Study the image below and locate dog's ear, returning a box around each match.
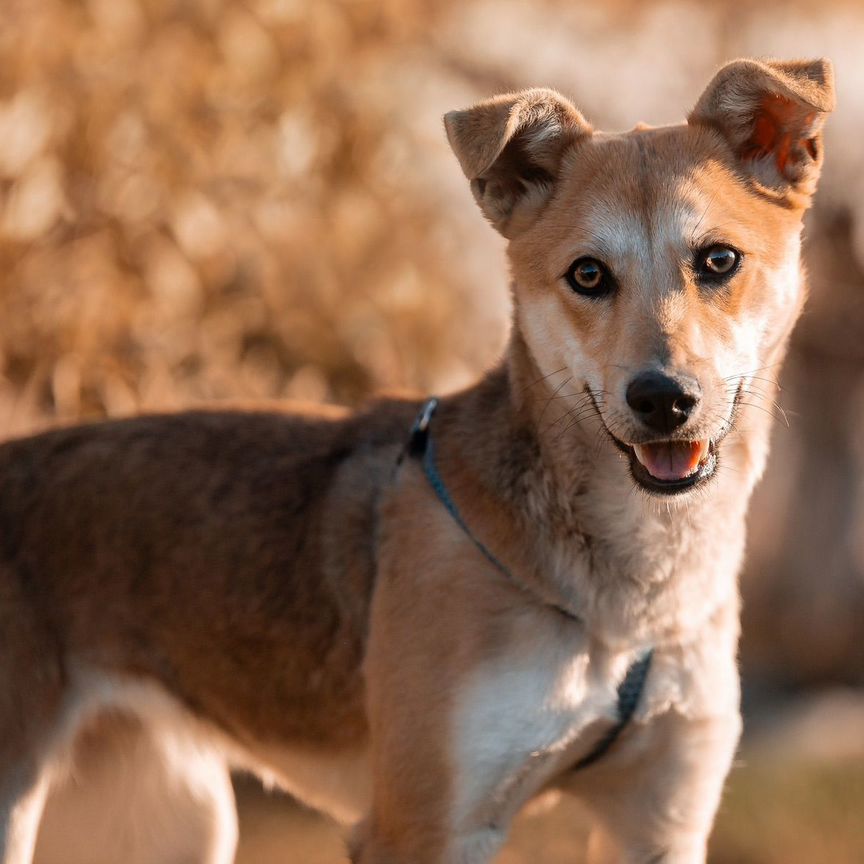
[689,58,835,200]
[444,89,591,237]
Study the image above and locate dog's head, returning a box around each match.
[445,59,834,497]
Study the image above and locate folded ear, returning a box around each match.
[444,89,591,237]
[689,58,835,200]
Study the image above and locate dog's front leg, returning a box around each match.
[358,482,588,864]
[356,584,598,864]
[355,564,521,864]
[570,708,741,864]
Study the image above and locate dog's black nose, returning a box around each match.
[626,371,701,433]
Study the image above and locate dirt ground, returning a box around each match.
[234,779,594,864]
[234,756,864,864]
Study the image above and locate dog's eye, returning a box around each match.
[695,245,741,281]
[564,258,612,296]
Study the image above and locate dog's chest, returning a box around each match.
[449,625,629,831]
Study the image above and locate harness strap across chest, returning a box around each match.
[402,397,653,772]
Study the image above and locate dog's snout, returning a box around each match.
[626,371,701,434]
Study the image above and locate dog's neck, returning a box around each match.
[439,329,771,647]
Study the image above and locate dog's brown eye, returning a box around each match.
[696,245,741,281]
[564,257,612,297]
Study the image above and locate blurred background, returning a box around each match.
[2,0,863,861]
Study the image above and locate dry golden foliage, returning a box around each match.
[2,0,864,686]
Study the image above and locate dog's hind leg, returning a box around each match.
[0,571,66,864]
[0,772,50,864]
[35,712,238,864]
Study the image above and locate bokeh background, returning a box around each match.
[3,0,863,861]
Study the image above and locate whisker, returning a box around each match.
[740,375,782,389]
[519,365,568,393]
[547,390,596,402]
[714,462,742,476]
[554,407,604,441]
[735,387,792,427]
[722,362,784,382]
[550,393,604,422]
[736,400,789,426]
[593,427,608,460]
[546,397,597,425]
[543,396,598,434]
[690,192,718,242]
[725,362,784,377]
[553,399,607,440]
[537,375,573,424]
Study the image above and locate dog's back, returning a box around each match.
[0,404,414,790]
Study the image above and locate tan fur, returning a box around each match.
[0,58,833,864]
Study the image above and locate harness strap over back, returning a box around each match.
[403,397,653,772]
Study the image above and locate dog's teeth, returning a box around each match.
[633,444,650,469]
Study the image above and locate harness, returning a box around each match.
[402,397,653,772]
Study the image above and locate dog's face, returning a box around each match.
[446,59,834,496]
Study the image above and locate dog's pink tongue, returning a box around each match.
[633,441,705,481]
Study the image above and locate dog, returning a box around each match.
[0,57,834,864]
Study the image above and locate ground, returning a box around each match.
[234,757,864,864]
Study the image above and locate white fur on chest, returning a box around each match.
[447,593,741,863]
[449,622,629,840]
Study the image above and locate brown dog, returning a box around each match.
[0,57,834,864]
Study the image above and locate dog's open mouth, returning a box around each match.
[583,385,734,496]
[628,438,717,495]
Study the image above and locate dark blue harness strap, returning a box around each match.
[405,397,653,772]
[422,434,565,613]
[571,649,654,772]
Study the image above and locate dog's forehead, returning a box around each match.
[580,127,728,237]
[538,124,761,267]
